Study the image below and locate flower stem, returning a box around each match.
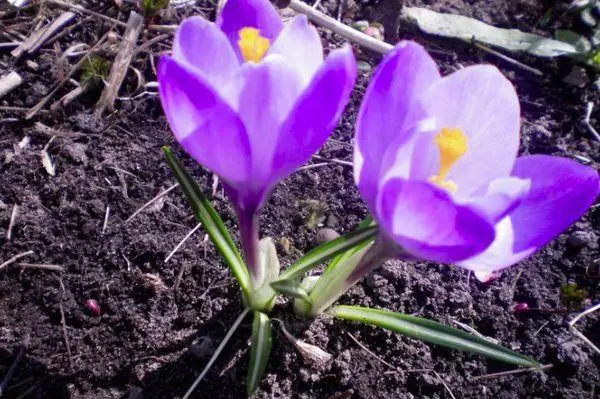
[238,210,262,288]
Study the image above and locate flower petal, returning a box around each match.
[237,55,304,187]
[269,15,323,87]
[376,178,495,264]
[355,41,440,208]
[416,65,520,197]
[467,176,531,223]
[269,45,356,184]
[459,217,535,275]
[510,155,599,252]
[217,0,283,60]
[158,56,251,185]
[172,16,239,103]
[460,155,599,273]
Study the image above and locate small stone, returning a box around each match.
[357,61,372,73]
[567,230,596,249]
[325,214,339,227]
[314,228,340,246]
[189,336,214,358]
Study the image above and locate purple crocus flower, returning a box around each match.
[355,41,599,281]
[158,0,357,287]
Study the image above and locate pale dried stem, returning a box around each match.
[6,204,19,241]
[165,222,203,263]
[584,102,600,142]
[568,302,600,355]
[471,364,553,381]
[19,263,64,271]
[288,0,393,54]
[26,28,113,119]
[12,11,76,58]
[0,72,23,100]
[102,205,110,235]
[59,303,74,371]
[125,183,179,223]
[94,11,144,116]
[182,308,250,399]
[0,250,35,271]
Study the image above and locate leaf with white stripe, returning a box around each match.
[247,311,272,396]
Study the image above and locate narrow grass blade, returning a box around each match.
[163,146,251,295]
[247,311,272,396]
[331,305,540,367]
[279,225,378,281]
[270,279,311,303]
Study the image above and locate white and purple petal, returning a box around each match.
[376,178,496,264]
[460,155,599,274]
[415,65,520,197]
[158,56,251,185]
[269,15,323,87]
[355,41,441,208]
[467,176,531,223]
[237,55,304,189]
[269,45,357,184]
[172,16,240,104]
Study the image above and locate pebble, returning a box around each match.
[567,230,598,250]
[314,228,340,246]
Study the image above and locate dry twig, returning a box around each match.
[19,263,63,272]
[568,302,600,355]
[59,303,74,371]
[583,102,600,142]
[0,72,23,100]
[125,183,179,223]
[0,250,34,271]
[288,0,393,54]
[26,28,114,119]
[12,11,76,59]
[471,364,552,381]
[6,204,19,241]
[102,205,110,235]
[165,222,203,263]
[95,11,144,116]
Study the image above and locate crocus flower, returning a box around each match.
[158,0,357,287]
[354,41,599,281]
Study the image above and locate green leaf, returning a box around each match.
[555,30,592,53]
[331,306,540,368]
[270,279,311,303]
[247,311,272,396]
[278,225,378,281]
[401,6,579,57]
[162,146,251,296]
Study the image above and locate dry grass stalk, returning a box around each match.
[94,11,144,116]
[11,11,76,59]
[0,71,23,100]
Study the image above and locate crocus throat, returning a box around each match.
[428,127,468,193]
[238,27,270,63]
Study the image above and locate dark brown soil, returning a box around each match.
[1,0,599,398]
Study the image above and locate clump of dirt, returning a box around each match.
[1,0,599,398]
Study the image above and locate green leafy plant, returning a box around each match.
[140,0,169,16]
[163,147,540,397]
[561,282,589,310]
[80,55,110,89]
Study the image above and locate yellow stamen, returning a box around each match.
[238,27,270,63]
[428,127,468,193]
